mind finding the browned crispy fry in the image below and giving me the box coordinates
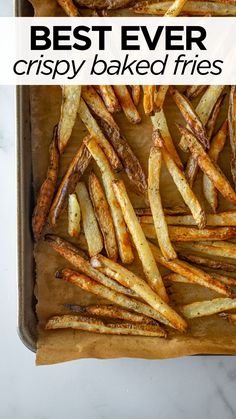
[58,86,81,153]
[203,119,228,212]
[85,137,134,264]
[206,93,226,139]
[163,272,236,287]
[98,119,147,194]
[185,85,207,100]
[131,85,141,106]
[153,130,206,228]
[45,234,137,297]
[133,1,236,16]
[169,86,209,148]
[139,210,236,226]
[68,193,81,237]
[148,146,177,260]
[95,85,121,113]
[177,124,236,206]
[32,126,59,241]
[143,85,155,115]
[78,98,122,171]
[178,252,236,273]
[49,140,91,226]
[88,172,118,261]
[176,240,236,260]
[181,298,236,319]
[76,0,133,10]
[219,313,236,325]
[65,303,158,324]
[112,179,168,302]
[113,85,141,124]
[228,85,236,187]
[56,0,80,15]
[148,241,233,297]
[45,314,166,337]
[135,205,189,217]
[154,85,169,111]
[164,0,187,16]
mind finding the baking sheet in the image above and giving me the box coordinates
[29,0,236,364]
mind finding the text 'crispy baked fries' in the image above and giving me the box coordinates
[58,86,81,153]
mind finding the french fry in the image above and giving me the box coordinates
[76,182,103,257]
[45,235,137,297]
[78,98,122,171]
[139,210,236,226]
[56,0,80,16]
[85,137,134,264]
[178,252,236,273]
[164,0,188,16]
[169,86,209,148]
[95,85,121,113]
[58,86,81,153]
[163,272,236,287]
[143,85,155,115]
[131,85,141,106]
[185,85,207,100]
[219,313,236,325]
[88,172,118,261]
[32,126,59,241]
[112,179,168,301]
[154,85,169,111]
[91,254,187,331]
[65,303,158,324]
[228,85,236,187]
[113,85,141,124]
[133,1,236,16]
[151,109,183,169]
[45,314,166,337]
[148,241,233,297]
[176,240,236,260]
[177,124,236,206]
[148,146,177,260]
[203,120,228,212]
[206,93,225,139]
[181,298,236,319]
[68,193,81,237]
[135,205,189,216]
[153,130,206,228]
[49,140,91,226]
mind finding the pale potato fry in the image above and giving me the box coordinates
[154,85,169,111]
[165,211,236,226]
[113,85,141,124]
[76,182,103,257]
[68,193,81,237]
[131,85,141,106]
[58,86,81,153]
[219,313,236,325]
[169,86,209,148]
[95,85,121,113]
[199,269,236,286]
[56,0,80,16]
[148,146,177,260]
[151,109,183,169]
[203,120,228,212]
[85,137,134,264]
[143,85,155,115]
[153,130,206,228]
[176,240,236,260]
[228,85,236,187]
[32,126,59,241]
[49,140,91,226]
[181,298,236,319]
[178,252,236,273]
[88,172,118,261]
[45,314,166,337]
[148,241,233,297]
[78,98,122,171]
[164,0,188,16]
[163,272,236,287]
[112,179,168,302]
[91,254,187,331]
[45,235,137,297]
[206,93,225,139]
[133,1,236,16]
[185,85,207,100]
[178,124,236,206]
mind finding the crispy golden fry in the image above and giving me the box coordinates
[76,182,103,257]
[91,254,187,331]
[32,126,59,241]
[131,85,141,106]
[65,303,158,324]
[199,269,236,286]
[135,205,189,217]
[112,179,168,302]
[151,109,183,169]
[143,85,155,115]
[163,272,236,287]
[181,298,236,319]
[228,85,236,187]
[219,313,236,325]
[164,0,187,16]
[133,1,236,16]
[185,85,207,100]
[99,119,147,194]
[95,85,121,113]
[88,172,118,261]
[203,120,228,212]
[56,0,80,15]
[45,314,166,337]
[154,85,169,111]
[178,252,236,273]
[178,124,236,206]
[85,137,134,264]
[78,98,122,171]
[148,241,233,297]
[81,86,118,131]
[68,193,81,237]
[58,86,81,153]
[176,240,236,260]
[165,211,236,226]
[148,146,177,260]
[49,140,91,226]
[169,86,209,148]
[45,235,137,296]
[206,93,225,139]
[153,130,206,228]
[113,85,141,124]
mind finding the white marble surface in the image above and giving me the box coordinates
[1,2,236,418]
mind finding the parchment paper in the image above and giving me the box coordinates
[29,1,236,365]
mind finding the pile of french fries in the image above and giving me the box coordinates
[33,83,236,339]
